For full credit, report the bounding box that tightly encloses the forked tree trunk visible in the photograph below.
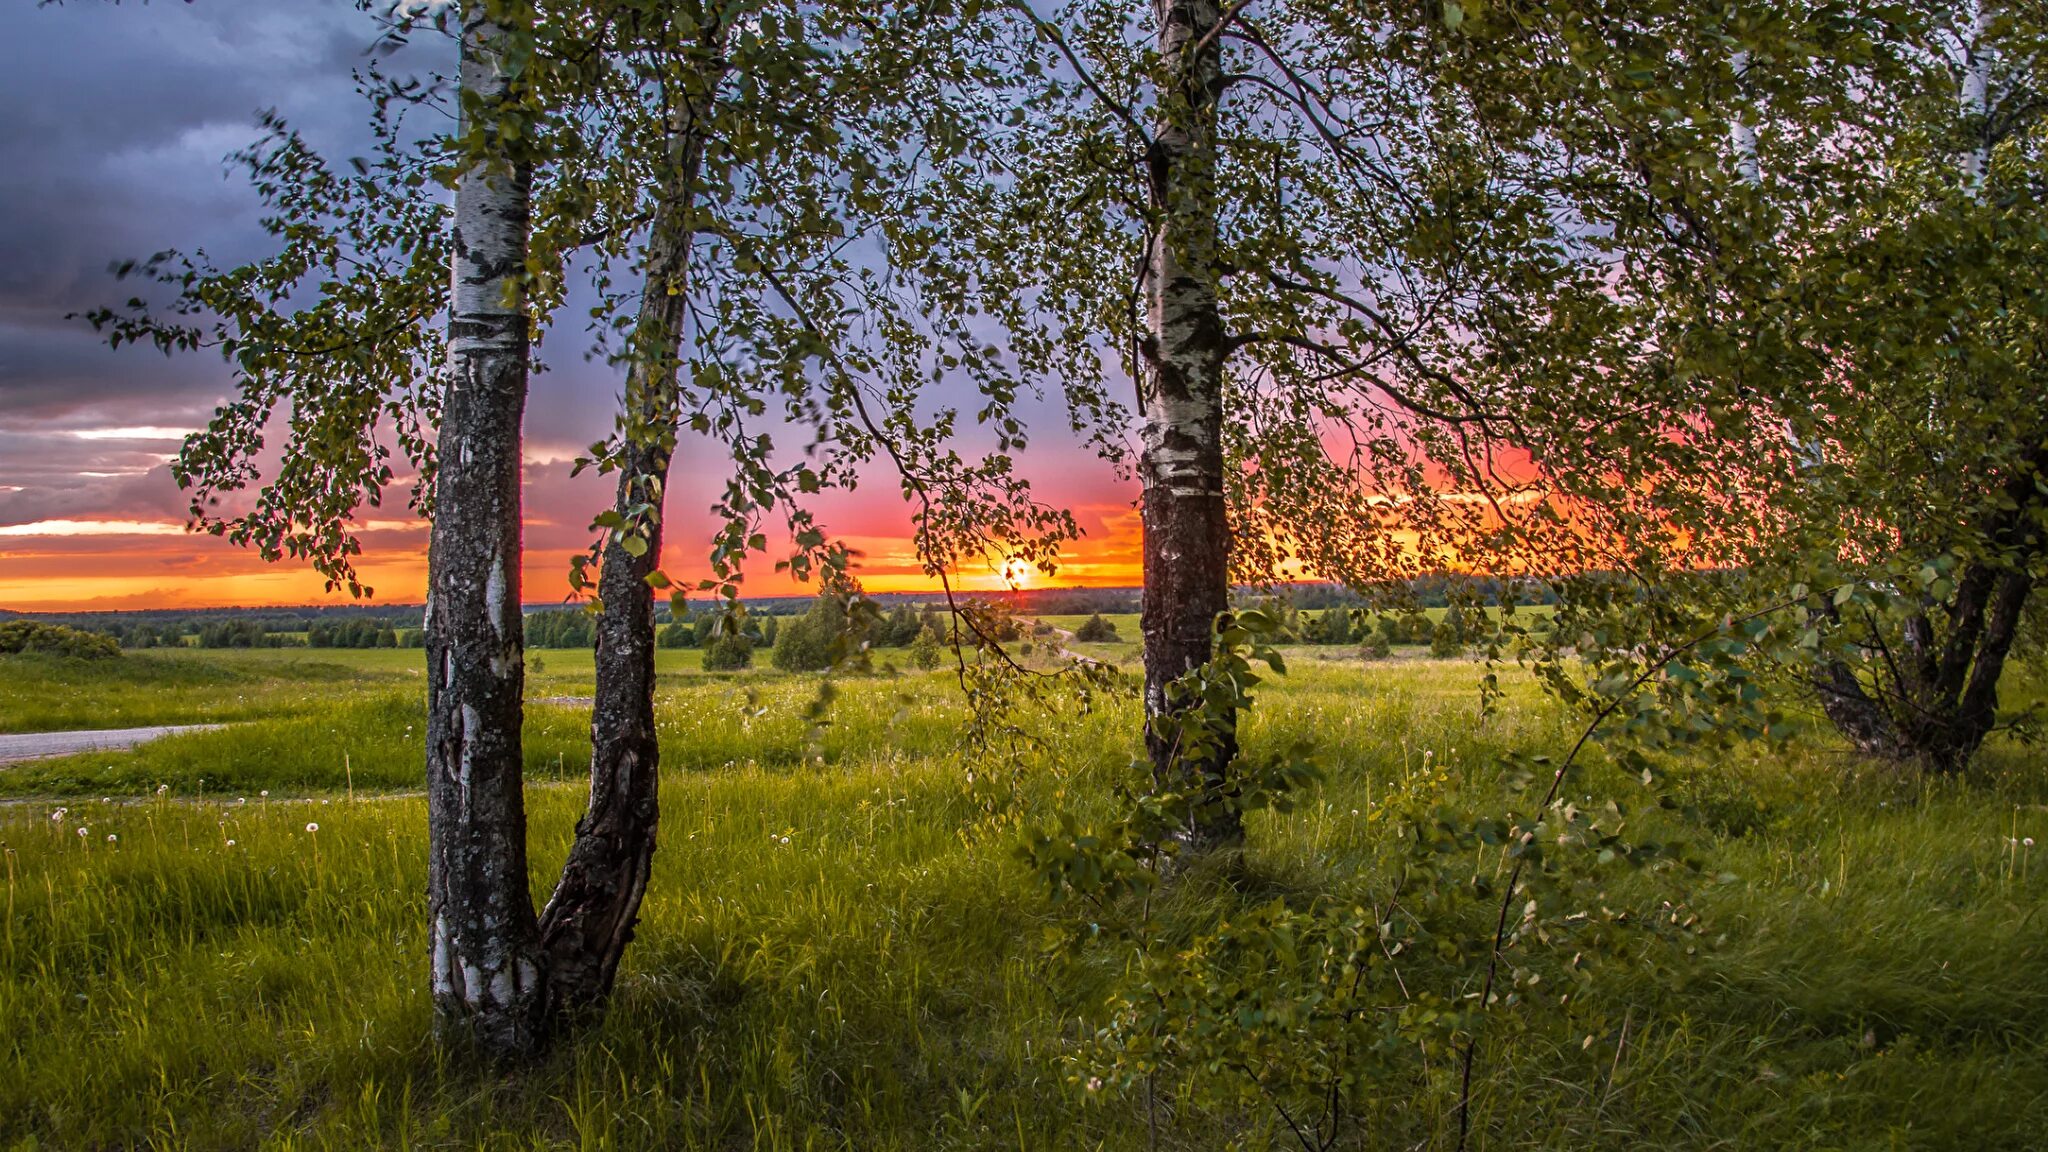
[537,114,707,1017]
[1140,0,1239,851]
[425,0,547,1061]
[1816,453,2040,774]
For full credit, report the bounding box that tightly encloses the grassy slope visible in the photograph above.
[2,659,2046,1149]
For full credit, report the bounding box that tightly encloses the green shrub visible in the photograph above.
[908,625,944,670]
[1428,619,1464,658]
[772,595,847,672]
[0,621,120,660]
[703,633,755,671]
[1073,613,1119,643]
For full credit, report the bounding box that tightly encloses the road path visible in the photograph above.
[0,725,222,765]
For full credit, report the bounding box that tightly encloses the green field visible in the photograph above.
[2,645,2046,1149]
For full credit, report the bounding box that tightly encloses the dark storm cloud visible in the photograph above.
[0,1,446,526]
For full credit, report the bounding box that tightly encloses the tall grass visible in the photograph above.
[2,661,2045,1148]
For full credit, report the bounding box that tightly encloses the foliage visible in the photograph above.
[770,594,852,673]
[525,608,597,651]
[1430,616,1465,659]
[907,624,945,671]
[1073,613,1119,643]
[0,622,120,661]
[701,632,754,673]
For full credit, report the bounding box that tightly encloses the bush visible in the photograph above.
[702,633,754,671]
[0,621,121,659]
[908,625,944,670]
[772,595,849,672]
[1360,637,1392,660]
[656,621,692,649]
[1073,613,1119,642]
[0,622,120,659]
[1429,619,1464,658]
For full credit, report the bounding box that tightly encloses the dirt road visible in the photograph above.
[0,725,221,765]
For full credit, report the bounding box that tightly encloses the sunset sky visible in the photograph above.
[0,2,1147,613]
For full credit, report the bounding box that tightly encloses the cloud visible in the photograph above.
[0,0,1143,611]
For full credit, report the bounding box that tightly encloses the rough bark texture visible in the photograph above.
[1815,453,2041,774]
[1140,0,1239,851]
[537,121,704,1019]
[425,0,546,1061]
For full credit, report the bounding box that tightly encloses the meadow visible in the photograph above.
[2,643,2046,1149]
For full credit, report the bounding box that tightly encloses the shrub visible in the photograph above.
[0,621,121,659]
[656,621,692,649]
[772,595,848,672]
[703,633,754,671]
[1074,613,1119,642]
[1429,619,1464,658]
[908,625,944,670]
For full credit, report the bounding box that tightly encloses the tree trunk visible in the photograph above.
[425,0,546,1061]
[1140,0,1239,852]
[1961,0,1994,190]
[1816,450,2040,773]
[537,115,705,1018]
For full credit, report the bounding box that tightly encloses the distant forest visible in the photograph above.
[0,576,1555,650]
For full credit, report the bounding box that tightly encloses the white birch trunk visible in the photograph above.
[1962,1,1994,191]
[1139,0,1240,851]
[1730,50,1760,185]
[425,0,547,1060]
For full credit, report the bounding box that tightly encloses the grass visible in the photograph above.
[3,652,2046,1149]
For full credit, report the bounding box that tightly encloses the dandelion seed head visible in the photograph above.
[225,840,236,848]
[306,822,320,833]
[106,834,117,843]
[76,827,88,837]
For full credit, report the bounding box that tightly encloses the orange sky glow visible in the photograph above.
[0,485,1149,613]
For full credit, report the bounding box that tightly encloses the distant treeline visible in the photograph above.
[0,575,1557,653]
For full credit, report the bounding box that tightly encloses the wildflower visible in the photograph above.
[76,827,88,838]
[106,834,117,843]
[1085,1077,1103,1093]
[306,822,320,833]
[225,840,236,848]
[780,836,791,845]
[2028,838,2037,848]
[49,808,66,822]
[156,784,168,796]
[260,790,269,799]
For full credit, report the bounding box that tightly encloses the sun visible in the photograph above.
[1000,559,1034,588]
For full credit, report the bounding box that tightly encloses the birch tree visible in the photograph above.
[1408,0,2048,772]
[423,0,548,1055]
[87,0,1081,1057]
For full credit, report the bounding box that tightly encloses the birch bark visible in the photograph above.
[538,103,708,1016]
[426,0,547,1059]
[1140,0,1239,851]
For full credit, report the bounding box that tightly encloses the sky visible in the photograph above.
[0,1,1144,613]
